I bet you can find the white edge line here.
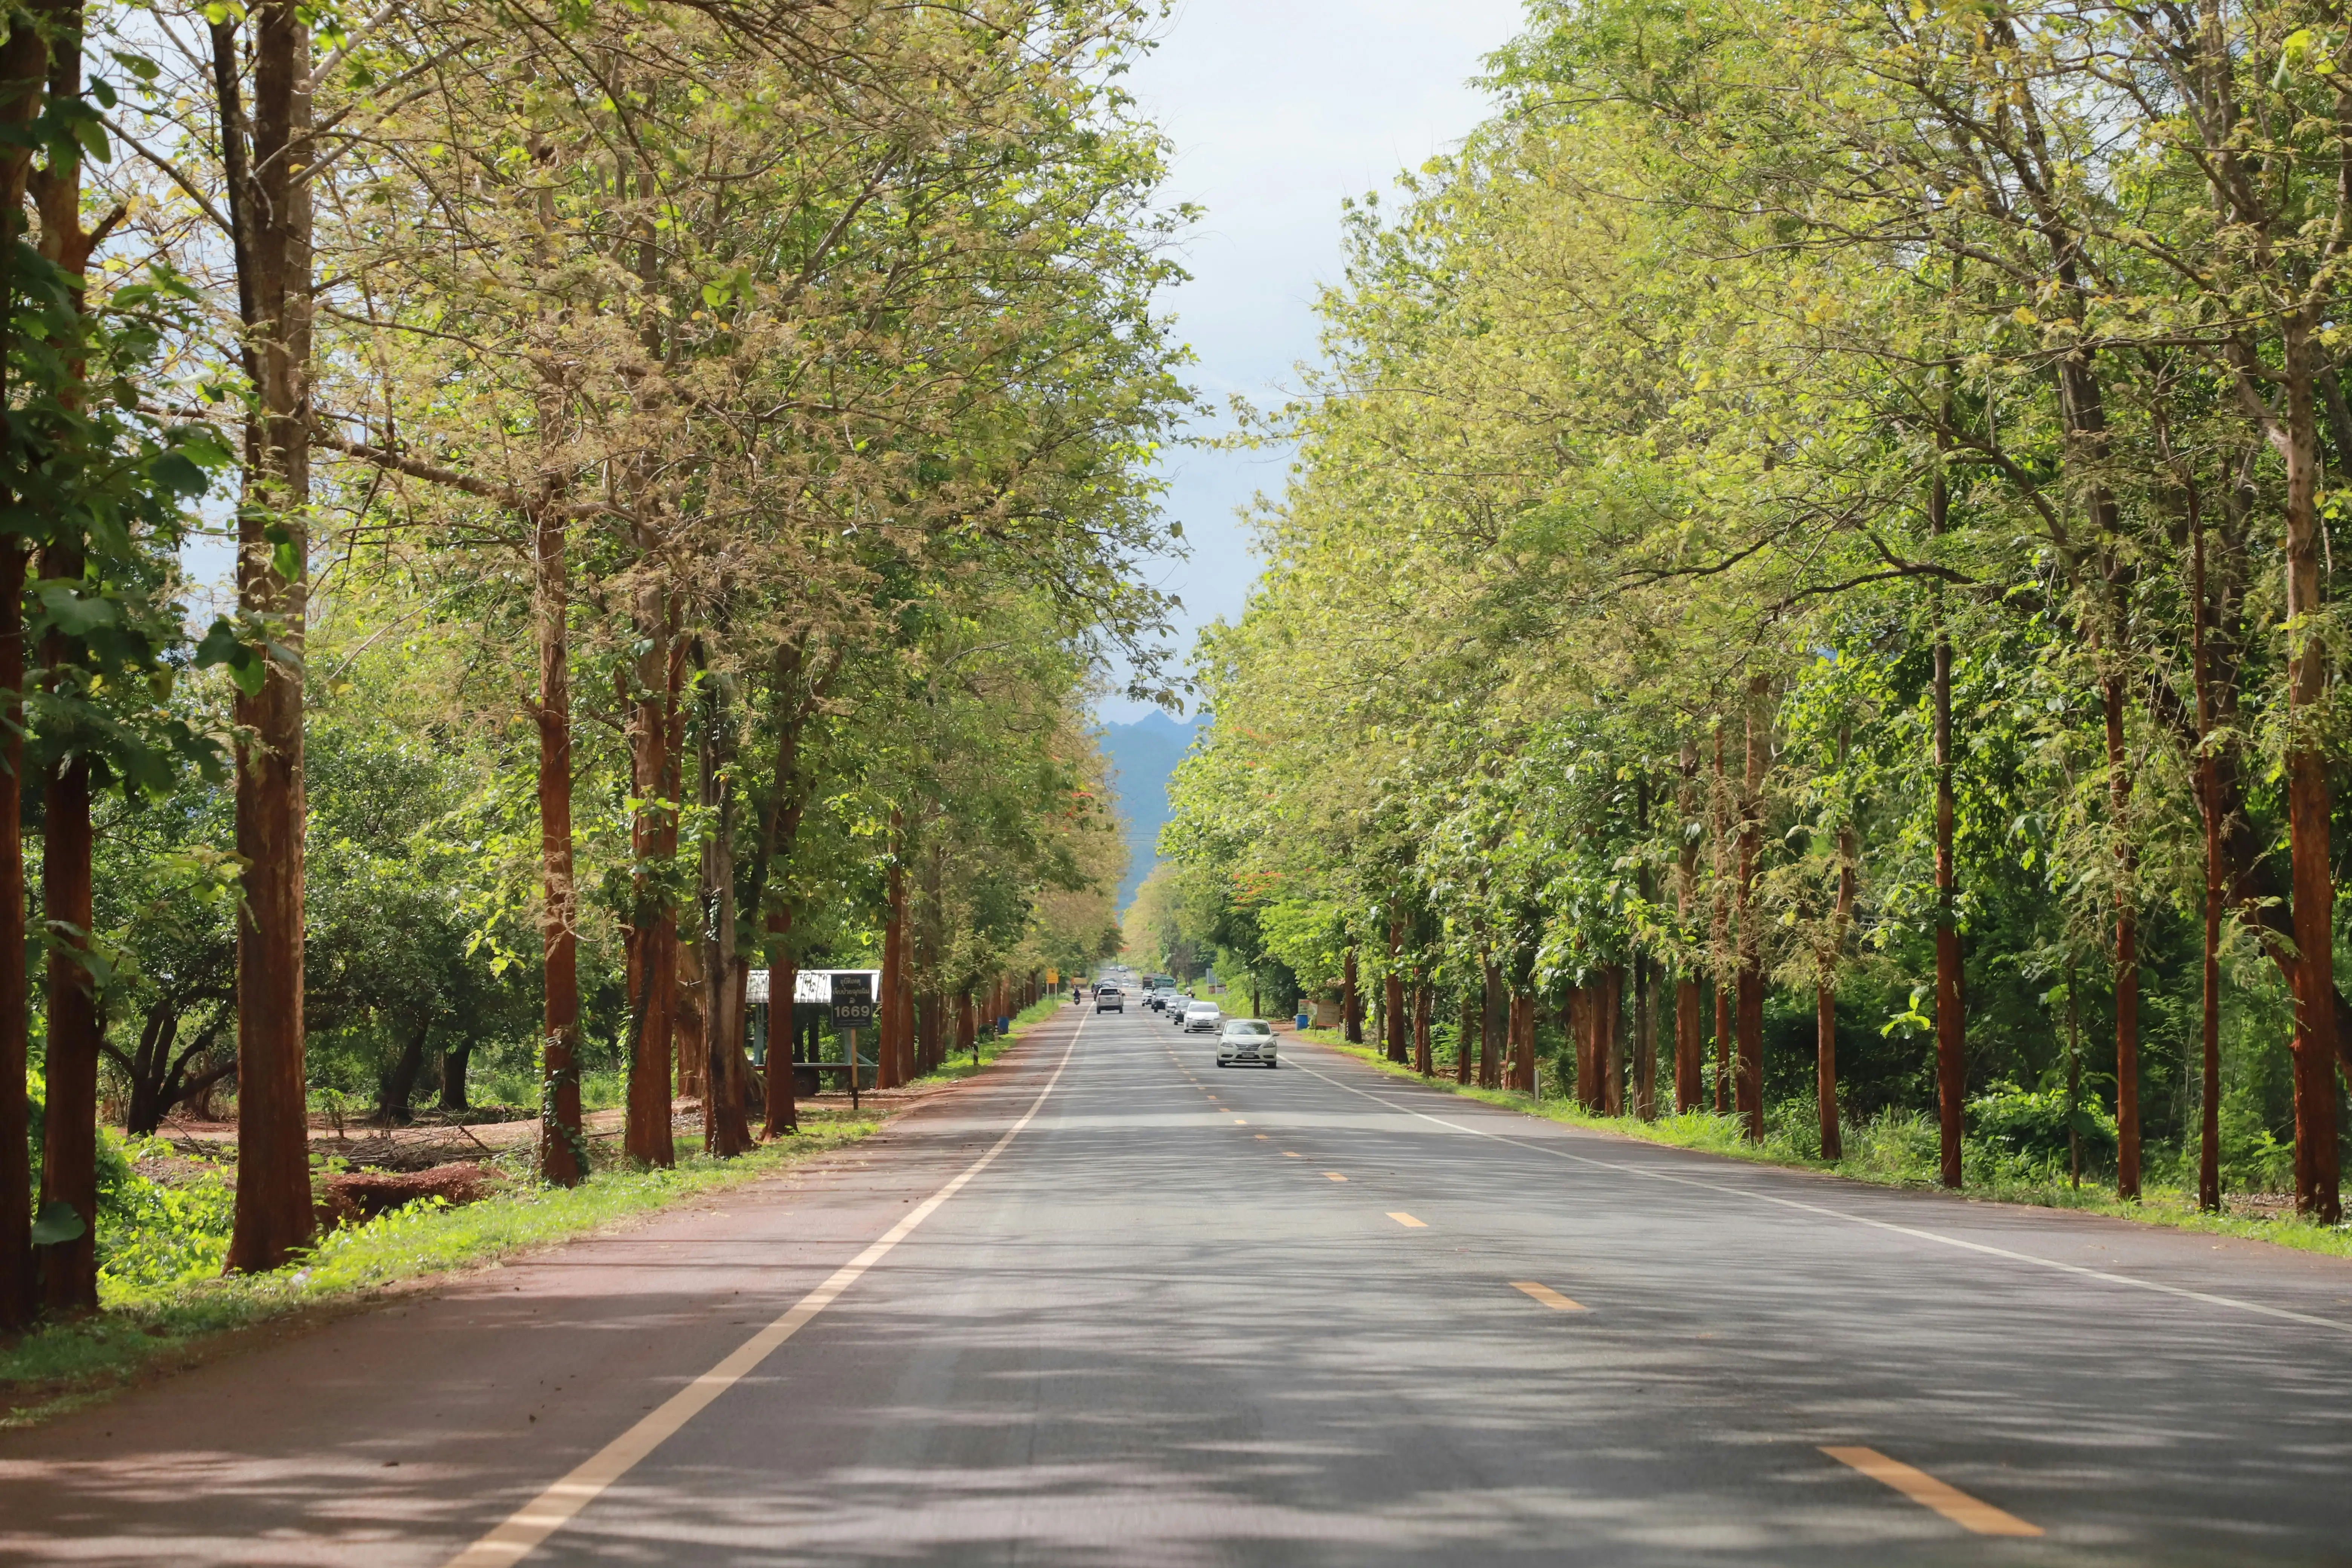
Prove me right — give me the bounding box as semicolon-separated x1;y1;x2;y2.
441;1012;1087;1567
1285;1047;2352;1337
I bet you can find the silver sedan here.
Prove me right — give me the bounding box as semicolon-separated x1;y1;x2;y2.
1216;1018;1277;1067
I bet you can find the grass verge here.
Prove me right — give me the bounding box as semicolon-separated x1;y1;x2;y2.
912;992;1066;1086
1298;1030;2352;1262
0;1104;883;1430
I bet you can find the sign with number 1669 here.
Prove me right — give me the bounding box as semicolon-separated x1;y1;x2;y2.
829;972;875;1029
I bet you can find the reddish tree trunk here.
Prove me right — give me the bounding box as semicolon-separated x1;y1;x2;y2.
1585;984;1605;1110
1676;740;1703;1113
752;641;816;1140
623;917;677;1166
701;965;753;1159
0;9;47;1334
675;935;707;1100
0;539;28;1329
1598;972;1617;1113
28;52;114;1305
1413;980;1432;1075
1456;990;1475;1085
1713;980;1729;1115
38;740;96;1314
28;192;101;1311
894;963;916;1086
1344;948;1363;1045
876;839;906;1091
2105;674;2140;1198
1384;914;1406;1063
1813;984;1840;1161
1478;961;1503;1087
2193;491;2222;1213
1736;678;1768;1141
1506;990;1528;1091
222;0;317;1272
620;605;678;1168
725;960;753;1138
1603;966;1625;1116
1675;978;1702;1114
1566;986;1590;1107
764;911;798;1138
2283;322;2341;1223
533;509;581;1185
1711;725;1732;1116
696;702;752;1160
916;844;944;1076
1930;474;1964;1189
1819;822;1854;1162
1633;956;1655;1119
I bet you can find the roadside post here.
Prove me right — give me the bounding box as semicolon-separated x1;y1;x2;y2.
831;972;875;1110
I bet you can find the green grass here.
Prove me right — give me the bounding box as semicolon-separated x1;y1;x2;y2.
1301;1031;2352;1261
914;993;1066;1085
1;1105;884;1430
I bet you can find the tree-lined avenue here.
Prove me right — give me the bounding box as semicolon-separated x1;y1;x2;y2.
3;1005;2348;1564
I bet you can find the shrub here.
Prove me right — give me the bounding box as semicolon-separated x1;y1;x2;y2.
95;1135;237;1298
1840;1108;1942;1183
2218;1095;2295;1194
1969;1083;2116;1168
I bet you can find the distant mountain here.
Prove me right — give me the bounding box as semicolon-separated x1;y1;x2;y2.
1099;710;1210;911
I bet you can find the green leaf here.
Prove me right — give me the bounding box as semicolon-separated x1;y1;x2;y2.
38;586;120;637
150;452;209;495
31;1200;85;1246
71;117;110;164
192;618;243;668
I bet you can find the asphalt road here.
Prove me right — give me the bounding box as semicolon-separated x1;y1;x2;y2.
5;1004;2352;1566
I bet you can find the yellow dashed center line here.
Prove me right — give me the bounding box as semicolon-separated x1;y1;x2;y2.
1234;1118;1248;1124
1283;1152;1301;1158
1324;1172;1348;1182
1510;1281;1584;1311
1821;1448;2043;1537
1387;1212;1427;1228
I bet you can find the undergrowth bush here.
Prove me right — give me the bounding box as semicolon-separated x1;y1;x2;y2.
1835;1108;1942;1182
96;1136;237;1295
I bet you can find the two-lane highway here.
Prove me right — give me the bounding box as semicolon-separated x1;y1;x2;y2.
5;1004;2350;1564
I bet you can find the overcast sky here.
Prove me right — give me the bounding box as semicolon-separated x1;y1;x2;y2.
1100;0;1530;722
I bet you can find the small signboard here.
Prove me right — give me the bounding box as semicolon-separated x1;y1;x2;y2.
829;971;875;1029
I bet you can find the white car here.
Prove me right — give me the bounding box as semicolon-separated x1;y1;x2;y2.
1182;1001;1223;1034
1165;995;1194;1025
1217;1018;1276;1067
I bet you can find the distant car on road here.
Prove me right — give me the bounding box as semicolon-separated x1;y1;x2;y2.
1216;1018;1276;1068
1182;1001;1222;1034
1165;995;1194;1025
1095;984;1124;1013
